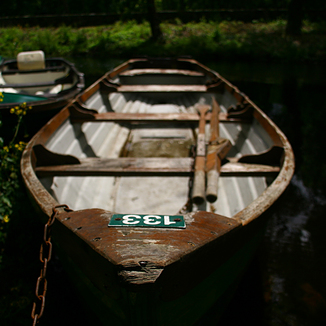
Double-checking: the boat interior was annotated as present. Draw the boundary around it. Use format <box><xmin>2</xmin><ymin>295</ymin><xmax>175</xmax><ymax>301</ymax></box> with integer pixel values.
<box><xmin>38</xmin><ymin>74</ymin><xmax>275</xmax><ymax>218</ymax></box>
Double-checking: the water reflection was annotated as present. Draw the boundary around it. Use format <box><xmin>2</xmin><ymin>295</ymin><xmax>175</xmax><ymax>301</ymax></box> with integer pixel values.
<box><xmin>260</xmin><ymin>178</ymin><xmax>326</xmax><ymax>325</ymax></box>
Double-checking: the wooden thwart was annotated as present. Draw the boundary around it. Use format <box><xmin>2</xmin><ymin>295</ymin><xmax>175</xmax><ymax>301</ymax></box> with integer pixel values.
<box><xmin>221</xmin><ymin>162</ymin><xmax>280</xmax><ymax>176</ymax></box>
<box><xmin>34</xmin><ymin>157</ymin><xmax>280</xmax><ymax>177</ymax></box>
<box><xmin>118</xmin><ymin>84</ymin><xmax>207</xmax><ymax>92</ymax></box>
<box><xmin>119</xmin><ymin>68</ymin><xmax>205</xmax><ymax>77</ymax></box>
<box><xmin>69</xmin><ymin>105</ymin><xmax>239</xmax><ymax>124</ymax></box>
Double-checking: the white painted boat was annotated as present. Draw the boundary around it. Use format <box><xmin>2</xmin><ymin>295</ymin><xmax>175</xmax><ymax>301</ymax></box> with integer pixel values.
<box><xmin>0</xmin><ymin>50</ymin><xmax>84</xmax><ymax>112</ymax></box>
<box><xmin>21</xmin><ymin>57</ymin><xmax>294</xmax><ymax>325</ymax></box>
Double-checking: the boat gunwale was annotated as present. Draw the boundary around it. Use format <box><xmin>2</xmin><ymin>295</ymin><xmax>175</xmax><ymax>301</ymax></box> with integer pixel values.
<box><xmin>21</xmin><ymin>57</ymin><xmax>295</xmax><ymax>223</ymax></box>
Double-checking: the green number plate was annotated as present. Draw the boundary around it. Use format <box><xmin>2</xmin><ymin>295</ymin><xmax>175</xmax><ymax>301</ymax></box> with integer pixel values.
<box><xmin>109</xmin><ymin>214</ymin><xmax>186</xmax><ymax>228</ymax></box>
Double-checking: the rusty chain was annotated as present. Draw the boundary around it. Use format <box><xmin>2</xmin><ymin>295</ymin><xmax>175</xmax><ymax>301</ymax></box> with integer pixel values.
<box><xmin>31</xmin><ymin>204</ymin><xmax>71</xmax><ymax>325</ymax></box>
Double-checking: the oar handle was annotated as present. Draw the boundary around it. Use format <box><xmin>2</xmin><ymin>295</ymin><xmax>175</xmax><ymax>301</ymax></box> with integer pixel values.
<box><xmin>192</xmin><ymin>156</ymin><xmax>206</xmax><ymax>205</ymax></box>
<box><xmin>206</xmin><ymin>98</ymin><xmax>221</xmax><ymax>203</ymax></box>
<box><xmin>192</xmin><ymin>105</ymin><xmax>209</xmax><ymax>205</ymax></box>
<box><xmin>206</xmin><ymin>149</ymin><xmax>221</xmax><ymax>203</ymax></box>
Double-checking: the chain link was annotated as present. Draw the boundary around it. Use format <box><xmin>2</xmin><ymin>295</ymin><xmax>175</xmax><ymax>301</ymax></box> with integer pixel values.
<box><xmin>31</xmin><ymin>204</ymin><xmax>71</xmax><ymax>325</ymax></box>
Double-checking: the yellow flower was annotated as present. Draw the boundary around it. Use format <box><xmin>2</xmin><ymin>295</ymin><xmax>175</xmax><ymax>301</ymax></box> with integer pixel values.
<box><xmin>3</xmin><ymin>216</ymin><xmax>10</xmax><ymax>223</ymax></box>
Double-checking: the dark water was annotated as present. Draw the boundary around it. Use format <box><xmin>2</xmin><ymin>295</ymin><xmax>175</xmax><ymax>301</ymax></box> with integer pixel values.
<box><xmin>2</xmin><ymin>58</ymin><xmax>326</xmax><ymax>325</ymax></box>
<box><xmin>212</xmin><ymin>60</ymin><xmax>326</xmax><ymax>326</ymax></box>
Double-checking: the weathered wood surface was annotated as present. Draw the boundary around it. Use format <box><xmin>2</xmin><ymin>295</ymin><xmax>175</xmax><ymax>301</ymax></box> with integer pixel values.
<box><xmin>119</xmin><ymin>68</ymin><xmax>205</xmax><ymax>77</ymax></box>
<box><xmin>34</xmin><ymin>157</ymin><xmax>280</xmax><ymax>177</ymax></box>
<box><xmin>69</xmin><ymin>106</ymin><xmax>243</xmax><ymax>124</ymax></box>
<box><xmin>192</xmin><ymin>105</ymin><xmax>209</xmax><ymax>204</ymax></box>
<box><xmin>54</xmin><ymin>208</ymin><xmax>242</xmax><ymax>296</ymax></box>
<box><xmin>206</xmin><ymin>98</ymin><xmax>224</xmax><ymax>202</ymax></box>
<box><xmin>20</xmin><ymin>57</ymin><xmax>295</xmax><ymax>325</ymax></box>
<box><xmin>117</xmin><ymin>84</ymin><xmax>207</xmax><ymax>92</ymax></box>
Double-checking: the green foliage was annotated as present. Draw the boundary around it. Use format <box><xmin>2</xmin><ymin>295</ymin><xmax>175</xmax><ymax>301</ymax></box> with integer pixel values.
<box><xmin>109</xmin><ymin>21</ymin><xmax>151</xmax><ymax>48</ymax></box>
<box><xmin>158</xmin><ymin>21</ymin><xmax>217</xmax><ymax>57</ymax></box>
<box><xmin>88</xmin><ymin>21</ymin><xmax>151</xmax><ymax>55</ymax></box>
<box><xmin>0</xmin><ymin>27</ymin><xmax>25</xmax><ymax>55</ymax></box>
<box><xmin>0</xmin><ymin>20</ymin><xmax>325</xmax><ymax>62</ymax></box>
<box><xmin>0</xmin><ymin>99</ymin><xmax>31</xmax><ymax>262</ymax></box>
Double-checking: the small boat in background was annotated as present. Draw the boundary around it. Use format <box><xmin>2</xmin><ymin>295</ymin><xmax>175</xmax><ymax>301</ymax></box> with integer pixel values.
<box><xmin>21</xmin><ymin>57</ymin><xmax>294</xmax><ymax>325</ymax></box>
<box><xmin>0</xmin><ymin>50</ymin><xmax>84</xmax><ymax>113</ymax></box>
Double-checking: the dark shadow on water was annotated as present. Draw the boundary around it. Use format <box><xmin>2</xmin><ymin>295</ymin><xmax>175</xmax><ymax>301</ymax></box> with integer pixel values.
<box><xmin>218</xmin><ymin>255</ymin><xmax>265</xmax><ymax>326</ymax></box>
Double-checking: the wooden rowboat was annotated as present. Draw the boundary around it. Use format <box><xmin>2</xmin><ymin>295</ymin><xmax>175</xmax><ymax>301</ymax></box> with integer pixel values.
<box><xmin>0</xmin><ymin>51</ymin><xmax>84</xmax><ymax>113</ymax></box>
<box><xmin>21</xmin><ymin>57</ymin><xmax>294</xmax><ymax>325</ymax></box>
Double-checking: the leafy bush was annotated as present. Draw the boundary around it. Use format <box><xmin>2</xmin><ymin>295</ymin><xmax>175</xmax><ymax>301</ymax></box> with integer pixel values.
<box><xmin>0</xmin><ymin>20</ymin><xmax>325</xmax><ymax>64</ymax></box>
<box><xmin>0</xmin><ymin>99</ymin><xmax>31</xmax><ymax>262</ymax></box>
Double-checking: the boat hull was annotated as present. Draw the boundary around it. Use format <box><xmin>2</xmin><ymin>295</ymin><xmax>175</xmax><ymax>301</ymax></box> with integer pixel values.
<box><xmin>53</xmin><ymin>214</ymin><xmax>265</xmax><ymax>325</ymax></box>
<box><xmin>21</xmin><ymin>57</ymin><xmax>294</xmax><ymax>325</ymax></box>
<box><xmin>0</xmin><ymin>56</ymin><xmax>84</xmax><ymax>113</ymax></box>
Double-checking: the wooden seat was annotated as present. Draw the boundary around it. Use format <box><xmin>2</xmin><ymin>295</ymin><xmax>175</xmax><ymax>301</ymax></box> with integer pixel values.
<box><xmin>34</xmin><ymin>151</ymin><xmax>280</xmax><ymax>178</ymax></box>
<box><xmin>117</xmin><ymin>84</ymin><xmax>208</xmax><ymax>92</ymax></box>
<box><xmin>68</xmin><ymin>104</ymin><xmax>244</xmax><ymax>124</ymax></box>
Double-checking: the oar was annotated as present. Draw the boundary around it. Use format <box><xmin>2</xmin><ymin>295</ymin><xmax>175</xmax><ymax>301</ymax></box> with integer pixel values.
<box><xmin>192</xmin><ymin>104</ymin><xmax>209</xmax><ymax>205</ymax></box>
<box><xmin>206</xmin><ymin>98</ymin><xmax>232</xmax><ymax>203</ymax></box>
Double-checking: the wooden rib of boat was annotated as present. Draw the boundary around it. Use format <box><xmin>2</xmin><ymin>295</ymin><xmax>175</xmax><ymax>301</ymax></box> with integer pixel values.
<box><xmin>0</xmin><ymin>51</ymin><xmax>84</xmax><ymax>113</ymax></box>
<box><xmin>21</xmin><ymin>57</ymin><xmax>294</xmax><ymax>325</ymax></box>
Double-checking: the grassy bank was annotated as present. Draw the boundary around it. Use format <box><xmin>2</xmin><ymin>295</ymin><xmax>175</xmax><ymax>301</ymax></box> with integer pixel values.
<box><xmin>0</xmin><ymin>19</ymin><xmax>326</xmax><ymax>62</ymax></box>
<box><xmin>0</xmin><ymin>18</ymin><xmax>325</xmax><ymax>325</ymax></box>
